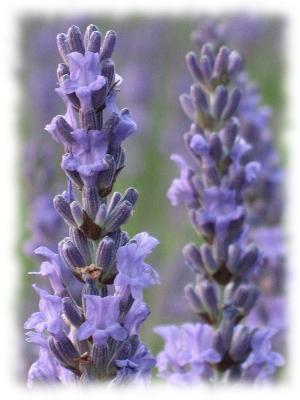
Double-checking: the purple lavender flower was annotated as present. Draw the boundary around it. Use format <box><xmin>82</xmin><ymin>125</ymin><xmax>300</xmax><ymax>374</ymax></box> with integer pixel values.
<box><xmin>77</xmin><ymin>295</ymin><xmax>127</xmax><ymax>345</ymax></box>
<box><xmin>242</xmin><ymin>329</ymin><xmax>284</xmax><ymax>382</ymax></box>
<box><xmin>115</xmin><ymin>232</ymin><xmax>160</xmax><ymax>300</ymax></box>
<box><xmin>24</xmin><ymin>285</ymin><xmax>65</xmax><ymax>338</ymax></box>
<box><xmin>25</xmin><ymin>24</ymin><xmax>159</xmax><ymax>386</ymax></box>
<box><xmin>167</xmin><ymin>155</ymin><xmax>199</xmax><ymax>208</ymax></box>
<box><xmin>27</xmin><ymin>347</ymin><xmax>75</xmax><ymax>387</ymax></box>
<box><xmin>154</xmin><ymin>323</ymin><xmax>220</xmax><ymax>384</ymax></box>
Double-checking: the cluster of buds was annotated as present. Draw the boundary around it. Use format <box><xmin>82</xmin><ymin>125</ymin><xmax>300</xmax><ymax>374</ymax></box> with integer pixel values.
<box><xmin>25</xmin><ymin>24</ymin><xmax>159</xmax><ymax>387</ymax></box>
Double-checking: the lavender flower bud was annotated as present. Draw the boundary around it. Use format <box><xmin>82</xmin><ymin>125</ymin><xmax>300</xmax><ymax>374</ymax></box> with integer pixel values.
<box><xmin>212</xmin><ymin>85</ymin><xmax>228</xmax><ymax>120</ymax></box>
<box><xmin>179</xmin><ymin>93</ymin><xmax>195</xmax><ymax>120</ymax></box>
<box><xmin>65</xmin><ymin>170</ymin><xmax>84</xmax><ymax>190</ymax></box>
<box><xmin>106</xmin><ymin>192</ymin><xmax>121</xmax><ymax>215</ymax></box>
<box><xmin>48</xmin><ymin>335</ymin><xmax>80</xmax><ymax>368</ymax></box>
<box><xmin>229</xmin><ymin>326</ymin><xmax>253</xmax><ymax>362</ymax></box>
<box><xmin>229</xmin><ymin>168</ymin><xmax>246</xmax><ymax>192</ymax></box>
<box><xmin>70</xmin><ymin>201</ymin><xmax>84</xmax><ymax>227</ymax></box>
<box><xmin>202</xmin><ymin>159</ymin><xmax>220</xmax><ymax>186</ymax></box>
<box><xmin>80</xmin><ymin>109</ymin><xmax>102</xmax><ymax>131</ymax></box>
<box><xmin>101</xmin><ymin>59</ymin><xmax>115</xmax><ymax>87</ymax></box>
<box><xmin>56</xmin><ymin>33</ymin><xmax>71</xmax><ymax>63</ymax></box>
<box><xmin>213</xmin><ymin>234</ymin><xmax>229</xmax><ymax>265</ymax></box>
<box><xmin>191</xmin><ymin>83</ymin><xmax>209</xmax><ymax>113</ymax></box>
<box><xmin>91</xmin><ymin>343</ymin><xmax>109</xmax><ymax>372</ymax></box>
<box><xmin>84</xmin><ymin>24</ymin><xmax>99</xmax><ymax>47</ymax></box>
<box><xmin>212</xmin><ymin>46</ymin><xmax>229</xmax><ymax>79</ymax></box>
<box><xmin>60</xmin><ymin>239</ymin><xmax>85</xmax><ymax>272</ymax></box>
<box><xmin>218</xmin><ymin>306</ymin><xmax>238</xmax><ymax>351</ymax></box>
<box><xmin>227</xmin><ymin>50</ymin><xmax>242</xmax><ymax>77</ymax></box>
<box><xmin>62</xmin><ymin>297</ymin><xmax>83</xmax><ymax>327</ymax></box>
<box><xmin>69</xmin><ymin>227</ymin><xmax>93</xmax><ymax>265</ymax></box>
<box><xmin>221</xmin><ymin>88</ymin><xmax>241</xmax><ymax>120</ymax></box>
<box><xmin>189</xmin><ymin>210</ymin><xmax>214</xmax><ymax>241</ymax></box>
<box><xmin>201</xmin><ymin>43</ymin><xmax>214</xmax><ymax>67</ymax></box>
<box><xmin>67</xmin><ymin>25</ymin><xmax>85</xmax><ymax>54</ymax></box>
<box><xmin>200</xmin><ymin>243</ymin><xmax>218</xmax><ymax>274</ymax></box>
<box><xmin>232</xmin><ymin>284</ymin><xmax>260</xmax><ymax>315</ymax></box>
<box><xmin>82</xmin><ymin>186</ymin><xmax>100</xmax><ymax>220</ymax></box>
<box><xmin>185</xmin><ymin>52</ymin><xmax>203</xmax><ymax>82</ymax></box>
<box><xmin>195</xmin><ymin>279</ymin><xmax>219</xmax><ymax>315</ymax></box>
<box><xmin>100</xmin><ymin>30</ymin><xmax>117</xmax><ymax>61</ymax></box>
<box><xmin>95</xmin><ymin>203</ymin><xmax>107</xmax><ymax>228</ymax></box>
<box><xmin>104</xmin><ymin>201</ymin><xmax>132</xmax><ymax>233</ymax></box>
<box><xmin>53</xmin><ymin>195</ymin><xmax>75</xmax><ymax>226</ymax></box>
<box><xmin>182</xmin><ymin>243</ymin><xmax>205</xmax><ymax>273</ymax></box>
<box><xmin>87</xmin><ymin>31</ymin><xmax>102</xmax><ymax>53</ymax></box>
<box><xmin>184</xmin><ymin>284</ymin><xmax>205</xmax><ymax>314</ymax></box>
<box><xmin>91</xmin><ymin>84</ymin><xmax>107</xmax><ymax>112</ymax></box>
<box><xmin>120</xmin><ymin>187</ymin><xmax>139</xmax><ymax>207</ymax></box>
<box><xmin>199</xmin><ymin>55</ymin><xmax>212</xmax><ymax>83</ymax></box>
<box><xmin>95</xmin><ymin>236</ymin><xmax>116</xmax><ymax>272</ymax></box>
<box><xmin>220</xmin><ymin>118</ymin><xmax>239</xmax><ymax>149</ymax></box>
<box><xmin>238</xmin><ymin>244</ymin><xmax>259</xmax><ymax>275</ymax></box>
<box><xmin>209</xmin><ymin>134</ymin><xmax>223</xmax><ymax>162</ymax></box>
<box><xmin>54</xmin><ymin>116</ymin><xmax>74</xmax><ymax>147</ymax></box>
<box><xmin>98</xmin><ymin>154</ymin><xmax>116</xmax><ymax>195</ymax></box>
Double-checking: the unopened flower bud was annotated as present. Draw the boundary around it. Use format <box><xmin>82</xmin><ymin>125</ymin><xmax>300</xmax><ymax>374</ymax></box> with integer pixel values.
<box><xmin>96</xmin><ymin>236</ymin><xmax>116</xmax><ymax>271</ymax></box>
<box><xmin>195</xmin><ymin>279</ymin><xmax>219</xmax><ymax>315</ymax></box>
<box><xmin>53</xmin><ymin>195</ymin><xmax>75</xmax><ymax>226</ymax></box>
<box><xmin>62</xmin><ymin>297</ymin><xmax>83</xmax><ymax>327</ymax></box>
<box><xmin>67</xmin><ymin>25</ymin><xmax>85</xmax><ymax>54</ymax></box>
<box><xmin>212</xmin><ymin>85</ymin><xmax>228</xmax><ymax>119</ymax></box>
<box><xmin>186</xmin><ymin>51</ymin><xmax>203</xmax><ymax>82</ymax></box>
<box><xmin>104</xmin><ymin>201</ymin><xmax>132</xmax><ymax>233</ymax></box>
<box><xmin>221</xmin><ymin>88</ymin><xmax>241</xmax><ymax>120</ymax></box>
<box><xmin>100</xmin><ymin>30</ymin><xmax>117</xmax><ymax>61</ymax></box>
<box><xmin>229</xmin><ymin>325</ymin><xmax>253</xmax><ymax>362</ymax></box>
<box><xmin>182</xmin><ymin>243</ymin><xmax>204</xmax><ymax>273</ymax></box>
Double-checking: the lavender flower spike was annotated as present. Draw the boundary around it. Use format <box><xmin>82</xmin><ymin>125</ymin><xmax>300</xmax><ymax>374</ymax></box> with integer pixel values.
<box><xmin>25</xmin><ymin>24</ymin><xmax>159</xmax><ymax>386</ymax></box>
<box><xmin>191</xmin><ymin>18</ymin><xmax>287</xmax><ymax>353</ymax></box>
<box><xmin>155</xmin><ymin>33</ymin><xmax>284</xmax><ymax>384</ymax></box>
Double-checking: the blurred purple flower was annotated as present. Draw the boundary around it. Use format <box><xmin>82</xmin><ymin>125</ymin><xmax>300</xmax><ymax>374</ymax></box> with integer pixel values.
<box><xmin>242</xmin><ymin>329</ymin><xmax>284</xmax><ymax>381</ymax></box>
<box><xmin>154</xmin><ymin>323</ymin><xmax>220</xmax><ymax>384</ymax></box>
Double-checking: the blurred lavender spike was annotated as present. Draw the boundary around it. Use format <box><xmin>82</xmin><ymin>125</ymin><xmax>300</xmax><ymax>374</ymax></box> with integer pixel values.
<box><xmin>155</xmin><ymin>21</ymin><xmax>284</xmax><ymax>384</ymax></box>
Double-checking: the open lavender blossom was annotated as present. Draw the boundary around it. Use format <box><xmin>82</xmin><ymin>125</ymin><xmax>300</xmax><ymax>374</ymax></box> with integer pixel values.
<box><xmin>25</xmin><ymin>24</ymin><xmax>159</xmax><ymax>386</ymax></box>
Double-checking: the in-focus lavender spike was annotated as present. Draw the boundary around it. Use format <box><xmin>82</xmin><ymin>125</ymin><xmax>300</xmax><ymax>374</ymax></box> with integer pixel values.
<box><xmin>25</xmin><ymin>23</ymin><xmax>159</xmax><ymax>387</ymax></box>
